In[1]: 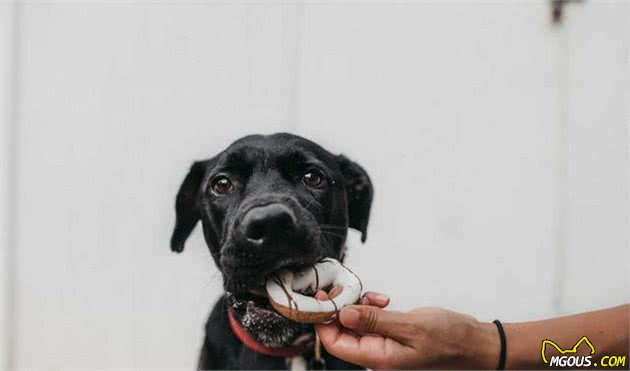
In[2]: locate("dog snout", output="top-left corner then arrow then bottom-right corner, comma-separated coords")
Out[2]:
240,203 -> 297,244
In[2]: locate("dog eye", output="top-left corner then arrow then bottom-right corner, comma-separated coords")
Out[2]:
210,176 -> 233,195
302,170 -> 324,188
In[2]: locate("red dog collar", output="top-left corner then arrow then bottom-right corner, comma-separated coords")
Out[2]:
227,306 -> 312,358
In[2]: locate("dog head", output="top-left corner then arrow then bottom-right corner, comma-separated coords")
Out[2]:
171,133 -> 372,347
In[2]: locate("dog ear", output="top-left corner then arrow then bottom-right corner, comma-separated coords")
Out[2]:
170,160 -> 208,253
337,155 -> 373,242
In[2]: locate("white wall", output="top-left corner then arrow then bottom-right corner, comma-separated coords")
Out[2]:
1,1 -> 627,368
560,1 -> 629,313
1,0 -> 19,368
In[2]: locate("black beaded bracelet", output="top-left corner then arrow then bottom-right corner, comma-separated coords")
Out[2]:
493,320 -> 507,370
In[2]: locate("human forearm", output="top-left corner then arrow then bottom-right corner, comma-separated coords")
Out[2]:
503,304 -> 629,369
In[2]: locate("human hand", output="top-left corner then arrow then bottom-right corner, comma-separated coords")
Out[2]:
315,291 -> 499,370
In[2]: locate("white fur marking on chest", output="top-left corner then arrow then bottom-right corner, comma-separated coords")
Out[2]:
287,355 -> 307,371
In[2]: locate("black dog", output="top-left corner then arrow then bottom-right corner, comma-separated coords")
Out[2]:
171,133 -> 373,370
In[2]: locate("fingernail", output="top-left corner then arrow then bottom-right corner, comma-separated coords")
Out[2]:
375,294 -> 389,302
340,307 -> 361,328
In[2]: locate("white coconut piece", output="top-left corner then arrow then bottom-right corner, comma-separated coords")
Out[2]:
265,258 -> 362,323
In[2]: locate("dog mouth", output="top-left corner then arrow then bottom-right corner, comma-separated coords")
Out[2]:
226,289 -> 274,317
225,263 -> 317,349
230,274 -> 298,309
227,284 -> 269,310
226,286 -> 313,349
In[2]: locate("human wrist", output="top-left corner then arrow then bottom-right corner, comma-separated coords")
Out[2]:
464,320 -> 501,369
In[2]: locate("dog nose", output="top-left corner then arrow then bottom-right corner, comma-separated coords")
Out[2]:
241,204 -> 297,243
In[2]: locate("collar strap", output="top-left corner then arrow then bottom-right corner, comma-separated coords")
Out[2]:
227,306 -> 311,358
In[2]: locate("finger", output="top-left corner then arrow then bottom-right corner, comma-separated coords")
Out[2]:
328,286 -> 343,299
315,290 -> 329,300
316,322 -> 408,369
360,292 -> 390,308
338,305 -> 414,342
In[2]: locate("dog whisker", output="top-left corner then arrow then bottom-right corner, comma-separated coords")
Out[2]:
320,230 -> 346,240
318,223 -> 346,230
303,198 -> 315,211
304,196 -> 323,211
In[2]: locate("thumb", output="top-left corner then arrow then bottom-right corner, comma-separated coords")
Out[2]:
338,305 -> 414,342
